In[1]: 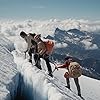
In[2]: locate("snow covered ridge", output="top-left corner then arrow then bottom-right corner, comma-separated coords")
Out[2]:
0,35 -> 15,52
12,51 -> 82,100
0,19 -> 100,37
0,36 -> 19,100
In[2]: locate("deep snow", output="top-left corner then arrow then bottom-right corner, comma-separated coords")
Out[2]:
0,36 -> 19,100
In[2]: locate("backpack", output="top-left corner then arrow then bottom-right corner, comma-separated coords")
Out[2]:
68,62 -> 82,78
43,40 -> 54,55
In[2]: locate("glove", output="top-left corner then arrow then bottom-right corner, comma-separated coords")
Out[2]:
55,66 -> 58,70
42,54 -> 49,58
24,49 -> 28,53
35,53 -> 40,57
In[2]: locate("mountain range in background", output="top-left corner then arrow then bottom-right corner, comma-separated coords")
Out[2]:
45,28 -> 100,80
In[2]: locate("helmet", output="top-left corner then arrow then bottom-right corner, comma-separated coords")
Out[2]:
64,56 -> 73,61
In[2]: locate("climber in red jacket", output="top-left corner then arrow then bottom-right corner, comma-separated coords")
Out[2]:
55,56 -> 82,97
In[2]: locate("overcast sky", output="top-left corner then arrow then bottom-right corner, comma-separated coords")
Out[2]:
0,0 -> 100,20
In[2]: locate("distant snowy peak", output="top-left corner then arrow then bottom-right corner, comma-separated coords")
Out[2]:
67,28 -> 86,36
52,28 -> 98,50
54,28 -> 83,43
54,28 -> 89,37
55,28 -> 65,33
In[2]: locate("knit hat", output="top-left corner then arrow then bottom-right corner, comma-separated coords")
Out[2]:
20,31 -> 27,36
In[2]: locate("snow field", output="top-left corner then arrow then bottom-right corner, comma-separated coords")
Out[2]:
0,36 -> 19,100
12,50 -> 82,100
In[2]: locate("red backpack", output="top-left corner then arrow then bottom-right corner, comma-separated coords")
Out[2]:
43,40 -> 54,55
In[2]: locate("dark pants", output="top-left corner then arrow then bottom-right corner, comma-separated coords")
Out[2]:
66,78 -> 81,96
28,48 -> 34,61
34,54 -> 41,69
34,54 -> 52,73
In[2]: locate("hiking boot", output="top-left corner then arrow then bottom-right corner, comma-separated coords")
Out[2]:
78,94 -> 84,100
65,86 -> 70,90
78,93 -> 82,97
34,63 -> 42,70
48,72 -> 53,77
36,62 -> 42,70
37,65 -> 42,70
29,59 -> 32,63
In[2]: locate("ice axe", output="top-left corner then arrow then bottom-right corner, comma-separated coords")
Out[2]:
24,52 -> 26,59
49,58 -> 59,73
51,62 -> 58,73
52,67 -> 58,73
